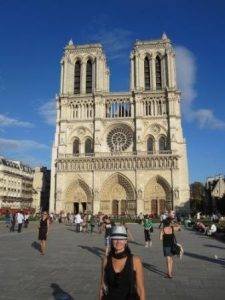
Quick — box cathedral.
[50,34,190,215]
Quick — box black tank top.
[104,255,139,300]
[40,218,48,230]
[163,226,174,247]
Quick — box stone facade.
[0,157,34,210]
[50,34,190,215]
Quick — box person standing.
[24,213,30,228]
[160,218,180,278]
[143,215,153,247]
[10,213,16,232]
[99,225,146,300]
[38,211,49,255]
[17,211,24,233]
[75,212,82,232]
[103,216,112,256]
[89,214,95,234]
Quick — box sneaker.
[149,241,152,247]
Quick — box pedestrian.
[160,218,180,278]
[103,216,112,255]
[10,213,16,232]
[89,214,95,234]
[24,212,30,228]
[99,225,146,300]
[5,210,11,227]
[17,211,24,233]
[143,215,153,247]
[38,211,49,255]
[74,212,82,232]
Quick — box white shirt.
[75,214,82,224]
[17,213,24,224]
[211,224,217,233]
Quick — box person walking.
[38,211,49,255]
[160,218,180,278]
[99,225,145,300]
[17,211,24,233]
[143,215,153,247]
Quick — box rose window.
[107,126,133,151]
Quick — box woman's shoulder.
[133,255,142,266]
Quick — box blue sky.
[0,0,225,183]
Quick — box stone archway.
[64,179,93,213]
[100,173,136,215]
[144,176,171,215]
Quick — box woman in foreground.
[99,225,145,300]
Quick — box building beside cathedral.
[50,34,190,215]
[0,157,34,210]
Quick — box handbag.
[150,226,153,233]
[171,231,181,256]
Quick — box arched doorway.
[100,173,136,215]
[64,179,93,213]
[144,176,171,216]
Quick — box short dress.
[38,218,48,241]
[162,227,174,257]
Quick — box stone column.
[151,55,156,90]
[130,54,134,90]
[81,60,86,94]
[60,61,64,94]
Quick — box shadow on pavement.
[184,251,225,266]
[78,245,104,258]
[129,240,144,247]
[51,283,74,300]
[143,262,167,277]
[204,244,225,250]
[31,241,41,253]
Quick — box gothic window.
[73,138,80,155]
[144,57,150,90]
[86,60,92,93]
[85,138,93,155]
[159,136,167,152]
[147,136,154,153]
[74,61,81,94]
[107,126,133,152]
[155,56,162,90]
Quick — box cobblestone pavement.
[0,222,225,300]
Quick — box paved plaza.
[0,222,225,300]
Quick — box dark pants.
[144,229,151,241]
[76,223,80,232]
[18,223,22,233]
[10,223,15,232]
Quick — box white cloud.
[88,27,132,60]
[0,114,33,128]
[0,138,49,167]
[175,46,225,130]
[38,99,56,125]
[0,138,48,152]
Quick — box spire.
[68,39,73,45]
[162,32,168,40]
